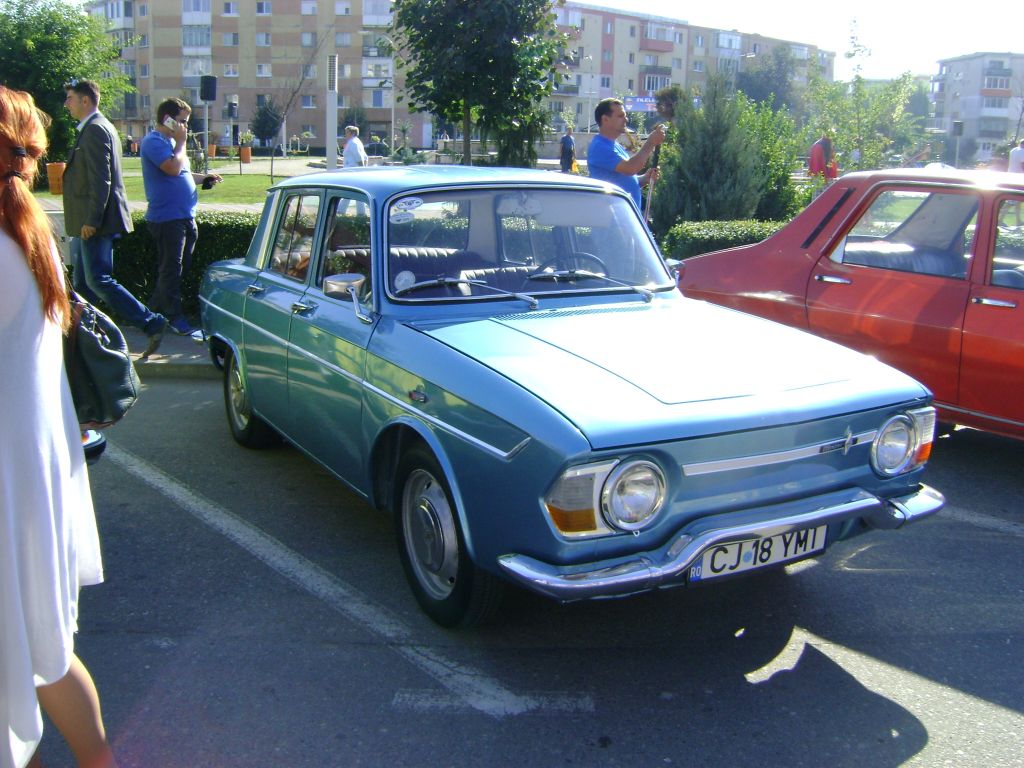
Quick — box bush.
[110,210,260,318]
[660,219,785,261]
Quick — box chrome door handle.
[291,301,316,314]
[245,283,265,296]
[972,296,1017,308]
[814,274,852,285]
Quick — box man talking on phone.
[140,97,222,335]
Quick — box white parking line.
[937,506,1024,537]
[106,443,594,717]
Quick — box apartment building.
[931,52,1024,161]
[86,0,834,149]
[553,2,835,131]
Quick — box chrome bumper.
[497,484,944,602]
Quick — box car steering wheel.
[530,251,608,275]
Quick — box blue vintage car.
[199,166,944,626]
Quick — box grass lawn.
[39,155,305,206]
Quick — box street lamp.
[581,55,596,132]
[375,35,398,149]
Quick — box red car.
[679,168,1024,440]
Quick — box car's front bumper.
[497,484,944,602]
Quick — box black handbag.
[64,290,141,428]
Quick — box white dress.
[0,229,103,768]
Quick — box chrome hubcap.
[402,468,459,600]
[229,360,249,430]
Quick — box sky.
[588,0,1022,82]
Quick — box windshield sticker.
[393,197,424,212]
[394,270,417,292]
[389,211,415,225]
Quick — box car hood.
[417,297,930,448]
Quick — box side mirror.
[323,273,366,300]
[664,258,682,278]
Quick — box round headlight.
[600,460,665,531]
[871,415,916,476]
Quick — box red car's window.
[832,189,977,279]
[992,198,1024,289]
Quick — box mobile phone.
[163,116,178,131]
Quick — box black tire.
[223,349,278,448]
[394,445,504,627]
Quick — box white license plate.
[688,525,827,582]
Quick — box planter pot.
[46,162,65,194]
[240,146,252,163]
[208,143,217,157]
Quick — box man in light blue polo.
[586,98,665,211]
[140,97,221,335]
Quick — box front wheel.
[224,349,278,448]
[394,446,503,627]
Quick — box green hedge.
[660,220,786,261]
[110,210,261,318]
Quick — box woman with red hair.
[0,86,116,768]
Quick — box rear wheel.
[394,445,504,627]
[224,349,277,448]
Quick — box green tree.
[340,106,369,142]
[653,84,686,121]
[0,0,130,163]
[392,0,568,166]
[738,94,802,220]
[650,75,764,232]
[735,45,797,113]
[250,98,284,145]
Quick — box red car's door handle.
[814,274,852,285]
[972,296,1017,308]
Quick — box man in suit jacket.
[63,78,166,356]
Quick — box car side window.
[320,195,372,297]
[992,198,1024,289]
[831,189,977,279]
[268,193,321,282]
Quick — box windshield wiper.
[525,269,654,302]
[394,276,539,309]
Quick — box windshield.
[385,187,672,300]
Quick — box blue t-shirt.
[587,134,641,209]
[140,130,198,222]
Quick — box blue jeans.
[147,217,198,319]
[70,235,164,334]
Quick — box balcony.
[640,36,674,53]
[554,82,580,95]
[639,64,672,77]
[985,65,1012,76]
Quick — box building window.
[224,63,238,77]
[256,32,272,46]
[335,32,351,46]
[139,63,149,78]
[183,26,211,47]
[717,32,740,50]
[790,44,809,60]
[693,60,704,72]
[182,0,210,11]
[301,125,316,137]
[672,57,682,69]
[372,89,385,108]
[257,63,272,77]
[627,52,634,63]
[985,76,1010,89]
[222,1,237,13]
[674,31,683,43]
[550,100,564,113]
[337,94,347,108]
[627,79,634,91]
[256,94,267,107]
[301,0,317,13]
[256,1,271,14]
[600,75,611,88]
[138,34,148,47]
[644,54,658,66]
[182,57,210,77]
[141,94,150,111]
[222,32,239,46]
[302,64,317,78]
[644,75,669,92]
[341,63,351,78]
[138,2,147,16]
[694,34,704,47]
[604,21,612,34]
[984,97,1009,109]
[302,32,316,47]
[302,94,316,108]
[629,25,635,37]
